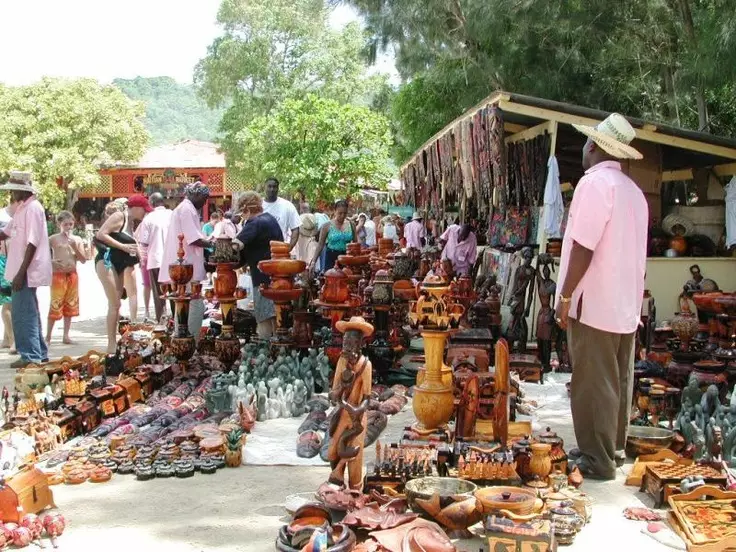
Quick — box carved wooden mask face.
[342,330,363,364]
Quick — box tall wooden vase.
[411,330,454,434]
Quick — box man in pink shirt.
[555,114,648,480]
[403,212,426,251]
[136,193,172,322]
[0,172,52,368]
[159,182,210,339]
[440,223,477,276]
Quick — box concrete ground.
[1,265,679,551]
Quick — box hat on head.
[412,212,422,221]
[1,171,38,194]
[184,181,210,200]
[573,113,642,160]
[127,194,152,213]
[336,316,374,338]
[300,213,318,237]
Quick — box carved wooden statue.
[535,253,556,372]
[493,338,510,447]
[507,247,535,352]
[327,316,374,490]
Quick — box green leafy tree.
[113,77,224,145]
[346,0,736,161]
[227,95,393,203]
[0,78,148,211]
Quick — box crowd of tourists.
[0,172,478,369]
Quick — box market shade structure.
[399,90,736,327]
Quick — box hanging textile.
[488,106,506,215]
[543,155,564,238]
[488,207,530,247]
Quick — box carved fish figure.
[414,494,482,538]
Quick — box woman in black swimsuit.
[95,197,149,353]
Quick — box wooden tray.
[668,485,736,551]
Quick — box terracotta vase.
[529,443,552,483]
[412,331,454,433]
[671,311,699,351]
[319,268,350,304]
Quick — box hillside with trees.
[114,76,224,145]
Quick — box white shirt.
[383,222,398,243]
[726,176,736,248]
[262,197,300,243]
[543,156,564,239]
[364,220,377,247]
[137,207,172,271]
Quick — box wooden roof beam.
[662,162,736,182]
[498,100,736,161]
[505,121,554,145]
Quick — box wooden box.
[642,463,726,508]
[486,517,557,551]
[134,370,153,398]
[0,467,55,523]
[106,385,129,415]
[51,408,80,442]
[149,364,173,390]
[668,485,736,551]
[88,388,115,418]
[118,377,142,405]
[72,399,101,433]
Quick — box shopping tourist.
[95,195,148,354]
[136,193,172,322]
[0,200,15,353]
[46,211,87,345]
[159,182,210,340]
[261,177,300,251]
[232,191,283,339]
[403,212,426,251]
[309,200,355,274]
[440,223,478,276]
[202,210,221,238]
[555,113,648,480]
[356,213,376,248]
[295,212,319,266]
[0,172,52,368]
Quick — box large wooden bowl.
[475,486,537,516]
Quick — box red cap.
[127,194,152,213]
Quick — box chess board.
[642,463,726,508]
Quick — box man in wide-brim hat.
[0,171,52,367]
[554,113,649,480]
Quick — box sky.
[0,0,398,86]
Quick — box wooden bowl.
[475,486,538,516]
[625,426,674,458]
[404,477,477,512]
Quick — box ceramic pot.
[371,270,394,305]
[474,486,537,516]
[529,443,552,482]
[215,337,241,365]
[319,268,350,304]
[170,336,196,363]
[671,311,699,351]
[412,331,454,432]
[669,235,687,255]
[390,253,414,280]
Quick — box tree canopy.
[195,0,392,199]
[227,95,393,203]
[346,0,736,163]
[114,77,224,145]
[0,78,148,210]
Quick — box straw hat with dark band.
[336,316,374,337]
[1,171,38,194]
[572,113,643,160]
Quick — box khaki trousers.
[567,318,635,477]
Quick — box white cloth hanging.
[543,156,564,239]
[725,176,736,247]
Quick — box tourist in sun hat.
[555,113,648,480]
[0,171,52,367]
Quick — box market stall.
[398,91,736,340]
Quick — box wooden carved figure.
[535,253,556,372]
[327,316,374,490]
[493,338,510,447]
[507,247,535,352]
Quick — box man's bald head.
[149,192,165,207]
